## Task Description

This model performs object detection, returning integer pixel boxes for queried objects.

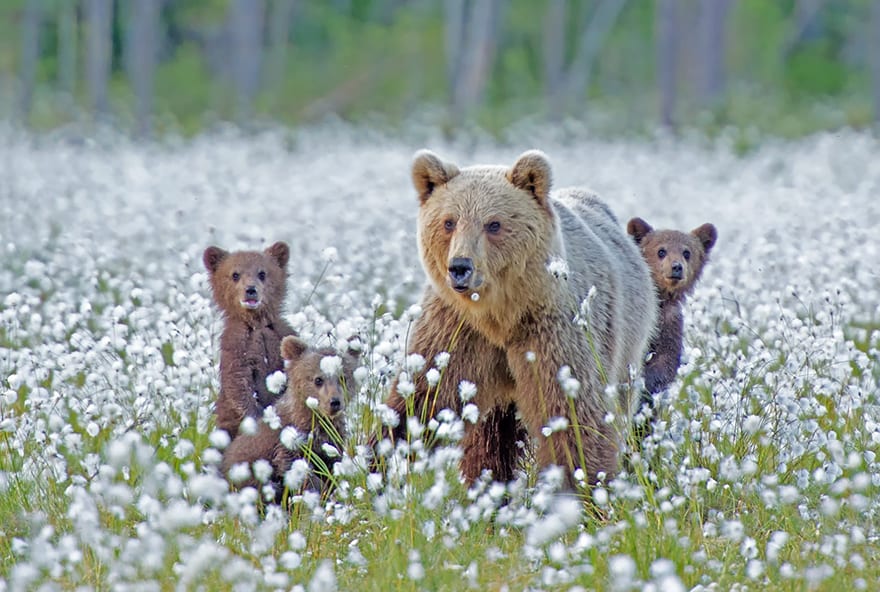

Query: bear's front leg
[459,403,528,483]
[506,316,621,490]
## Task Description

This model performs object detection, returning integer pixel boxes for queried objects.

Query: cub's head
[277,336,360,426]
[411,149,554,309]
[203,242,289,319]
[627,218,717,302]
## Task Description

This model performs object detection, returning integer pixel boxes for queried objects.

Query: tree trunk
[699,0,731,108]
[57,0,78,111]
[444,0,466,103]
[449,0,504,124]
[562,0,628,114]
[230,0,266,122]
[267,0,297,95]
[17,0,42,122]
[86,0,113,120]
[542,0,567,115]
[872,0,880,122]
[656,0,678,131]
[126,0,161,137]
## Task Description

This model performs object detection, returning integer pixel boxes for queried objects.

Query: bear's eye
[444,219,455,232]
[232,272,241,282]
[682,250,691,261]
[486,221,502,234]
[657,248,667,259]
[314,377,324,387]
[258,270,267,282]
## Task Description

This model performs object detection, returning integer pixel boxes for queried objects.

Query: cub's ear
[508,150,552,206]
[281,336,309,361]
[344,335,363,361]
[265,241,290,270]
[626,218,653,245]
[412,150,460,203]
[691,223,717,255]
[203,246,228,274]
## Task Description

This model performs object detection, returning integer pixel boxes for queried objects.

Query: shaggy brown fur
[203,242,296,439]
[383,150,657,489]
[220,336,359,499]
[627,218,717,412]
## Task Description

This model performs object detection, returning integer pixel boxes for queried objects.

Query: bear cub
[221,335,359,500]
[627,218,717,420]
[203,241,296,440]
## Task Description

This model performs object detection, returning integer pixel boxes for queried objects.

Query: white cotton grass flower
[405,353,426,373]
[526,495,582,546]
[462,403,479,424]
[252,459,273,484]
[262,405,282,430]
[320,247,338,263]
[309,559,336,592]
[434,351,451,369]
[280,426,303,450]
[425,368,441,387]
[319,355,342,376]
[208,429,231,449]
[458,380,477,402]
[240,416,258,436]
[557,365,580,398]
[321,443,340,458]
[305,397,319,410]
[266,371,286,394]
[228,462,251,484]
[542,416,569,437]
[470,292,480,302]
[546,256,569,279]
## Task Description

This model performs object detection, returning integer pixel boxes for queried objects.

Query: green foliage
[0,1,875,134]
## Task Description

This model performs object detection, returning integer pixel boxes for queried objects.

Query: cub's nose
[670,262,684,279]
[448,258,474,291]
[245,285,258,298]
[329,397,342,413]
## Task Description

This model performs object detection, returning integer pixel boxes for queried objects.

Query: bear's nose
[245,285,258,298]
[670,262,683,279]
[329,397,342,413]
[448,258,474,289]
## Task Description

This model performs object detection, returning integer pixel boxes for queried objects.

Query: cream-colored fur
[385,149,657,488]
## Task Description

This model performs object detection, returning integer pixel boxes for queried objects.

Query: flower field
[1,124,879,590]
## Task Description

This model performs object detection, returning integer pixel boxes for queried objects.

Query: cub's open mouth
[453,286,469,294]
[241,299,261,309]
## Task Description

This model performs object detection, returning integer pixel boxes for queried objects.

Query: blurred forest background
[1,0,879,138]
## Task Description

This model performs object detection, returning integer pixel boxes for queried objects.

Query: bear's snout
[329,396,342,414]
[670,262,684,280]
[241,285,261,309]
[448,257,474,291]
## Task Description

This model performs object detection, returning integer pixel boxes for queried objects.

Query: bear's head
[627,218,717,302]
[277,336,360,426]
[412,149,555,313]
[203,242,289,320]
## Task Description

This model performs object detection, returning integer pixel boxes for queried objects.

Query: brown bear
[626,218,717,422]
[203,242,296,440]
[381,150,657,489]
[220,335,359,499]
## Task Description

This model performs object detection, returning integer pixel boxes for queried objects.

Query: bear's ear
[508,150,552,205]
[626,218,653,245]
[412,150,460,203]
[281,336,309,361]
[691,223,717,255]
[203,246,228,274]
[265,241,290,270]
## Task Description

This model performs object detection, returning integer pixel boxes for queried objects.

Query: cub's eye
[258,270,267,281]
[314,377,324,387]
[232,272,241,282]
[444,219,455,232]
[657,249,667,259]
[486,221,501,234]
[682,250,691,261]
